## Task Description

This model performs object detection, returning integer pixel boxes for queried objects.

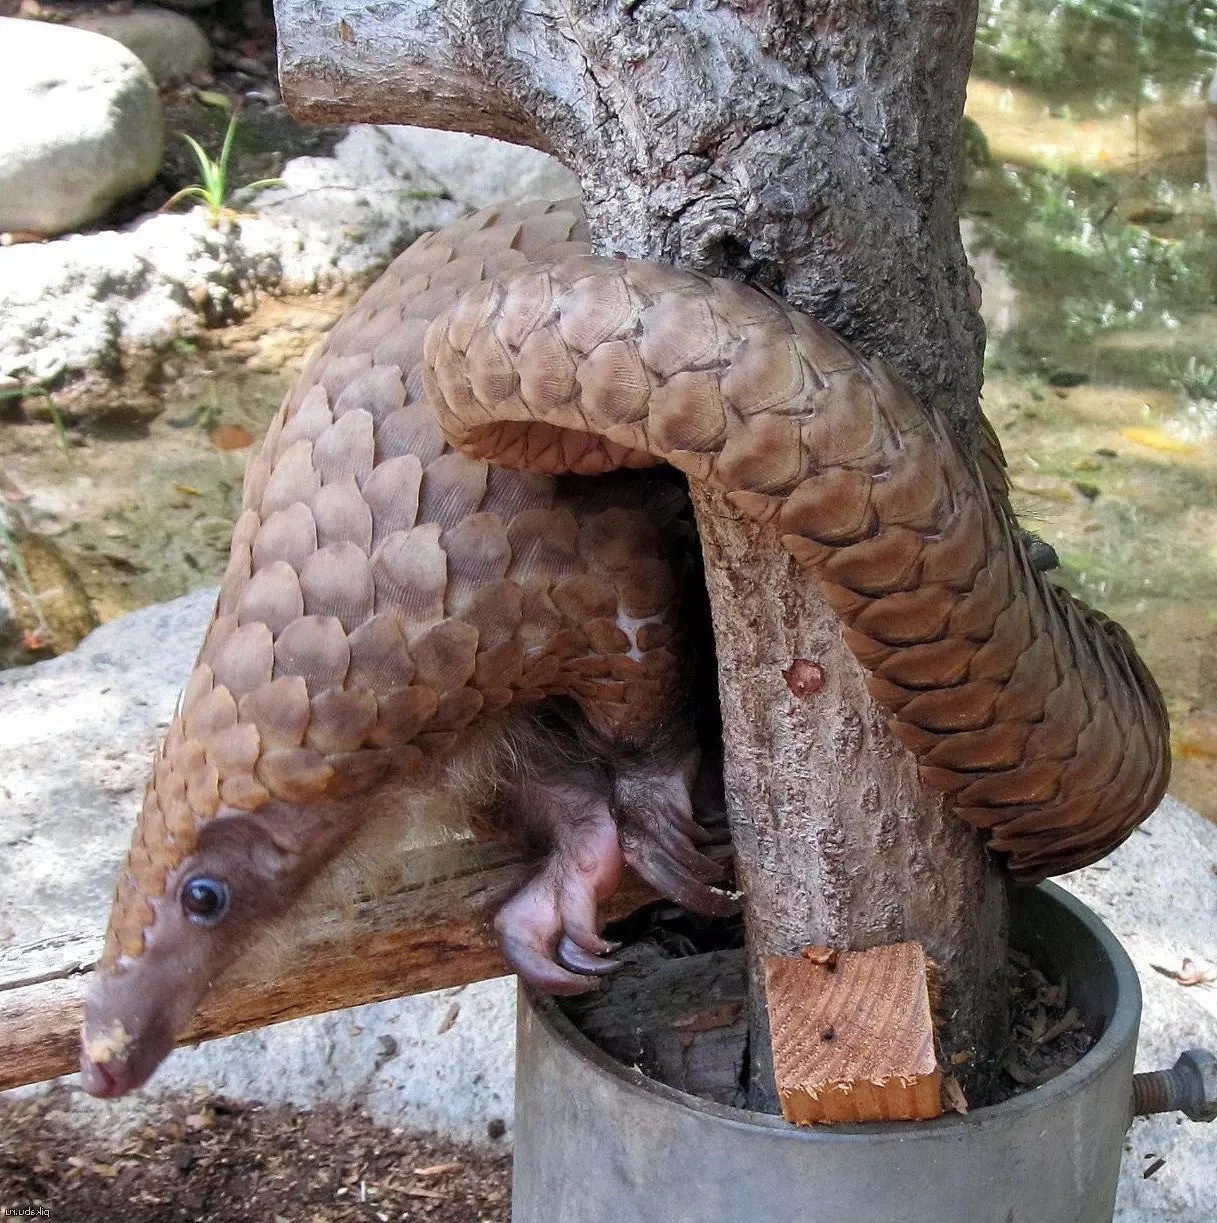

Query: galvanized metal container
[512,882,1141,1223]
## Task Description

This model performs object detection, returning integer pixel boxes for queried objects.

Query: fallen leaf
[210,424,255,451]
[1038,1006,1082,1044]
[413,1162,462,1177]
[941,1074,969,1115]
[1119,426,1197,456]
[1150,957,1215,987]
[1172,713,1217,761]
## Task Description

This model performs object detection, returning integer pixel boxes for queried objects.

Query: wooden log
[0,840,654,1093]
[765,942,942,1125]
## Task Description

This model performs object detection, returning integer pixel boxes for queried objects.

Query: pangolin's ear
[197,797,348,870]
[194,806,305,880]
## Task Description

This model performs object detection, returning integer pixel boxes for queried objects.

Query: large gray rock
[2,586,1217,1205]
[70,6,213,86]
[375,126,578,209]
[0,19,164,237]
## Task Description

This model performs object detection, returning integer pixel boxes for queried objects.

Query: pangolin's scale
[104,199,1170,962]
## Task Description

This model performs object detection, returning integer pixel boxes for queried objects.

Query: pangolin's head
[78,608,412,1097]
[79,787,331,1098]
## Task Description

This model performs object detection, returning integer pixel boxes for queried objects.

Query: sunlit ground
[965,0,1217,822]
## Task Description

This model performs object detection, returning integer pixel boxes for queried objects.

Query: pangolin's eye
[181,877,230,926]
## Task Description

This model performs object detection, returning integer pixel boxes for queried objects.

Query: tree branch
[276,0,1008,1106]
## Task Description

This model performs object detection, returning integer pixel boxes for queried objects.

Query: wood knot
[782,658,824,698]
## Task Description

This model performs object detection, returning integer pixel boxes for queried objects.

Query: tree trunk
[276,0,1010,1106]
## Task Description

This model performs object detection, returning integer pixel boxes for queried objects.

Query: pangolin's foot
[614,752,741,919]
[494,785,625,995]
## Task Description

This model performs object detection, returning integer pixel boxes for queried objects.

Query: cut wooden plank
[764,942,942,1124]
[0,839,655,1093]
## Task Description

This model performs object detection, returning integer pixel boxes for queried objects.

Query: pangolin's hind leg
[492,735,737,995]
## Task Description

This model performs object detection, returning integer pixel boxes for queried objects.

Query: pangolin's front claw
[621,831,742,918]
[496,922,600,995]
[493,799,625,994]
[557,935,622,976]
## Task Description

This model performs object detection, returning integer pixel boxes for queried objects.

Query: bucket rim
[521,880,1142,1142]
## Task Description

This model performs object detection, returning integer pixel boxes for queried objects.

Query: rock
[373,126,579,208]
[0,587,515,1145]
[0,125,577,416]
[0,509,18,666]
[961,218,1018,338]
[70,6,213,87]
[0,19,164,237]
[2,585,1216,1200]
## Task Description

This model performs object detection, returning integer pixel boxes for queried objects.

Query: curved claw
[648,816,728,881]
[557,935,622,976]
[497,926,601,995]
[622,834,743,918]
[665,804,716,846]
[492,796,625,995]
[558,899,617,958]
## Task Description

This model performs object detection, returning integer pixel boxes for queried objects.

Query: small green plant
[0,384,70,456]
[0,516,51,649]
[164,111,284,227]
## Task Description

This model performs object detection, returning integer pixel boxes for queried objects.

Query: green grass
[975,0,1217,99]
[0,517,50,645]
[164,110,285,227]
[0,385,70,455]
[965,162,1216,382]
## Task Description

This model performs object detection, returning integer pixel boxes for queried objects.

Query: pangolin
[79,198,1170,1098]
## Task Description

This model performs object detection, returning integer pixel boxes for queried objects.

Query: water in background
[966,0,1217,823]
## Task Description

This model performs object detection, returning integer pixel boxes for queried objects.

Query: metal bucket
[512,882,1141,1223]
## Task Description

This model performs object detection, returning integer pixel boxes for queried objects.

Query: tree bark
[276,0,1010,1105]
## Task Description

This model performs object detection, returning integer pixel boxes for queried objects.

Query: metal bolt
[1131,1049,1217,1123]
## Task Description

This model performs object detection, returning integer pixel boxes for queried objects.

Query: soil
[0,1090,511,1222]
[1,288,355,664]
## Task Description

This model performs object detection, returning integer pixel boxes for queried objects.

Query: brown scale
[425,250,1171,884]
[99,201,692,967]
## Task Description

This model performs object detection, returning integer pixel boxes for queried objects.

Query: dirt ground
[0,1091,511,1222]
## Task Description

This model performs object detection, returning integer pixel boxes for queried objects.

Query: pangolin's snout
[78,1051,127,1098]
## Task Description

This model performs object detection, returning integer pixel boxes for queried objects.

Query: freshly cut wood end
[765,941,942,1125]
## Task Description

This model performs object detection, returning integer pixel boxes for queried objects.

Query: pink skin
[81,754,738,1094]
[492,758,739,994]
[494,800,626,995]
[80,800,351,1098]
